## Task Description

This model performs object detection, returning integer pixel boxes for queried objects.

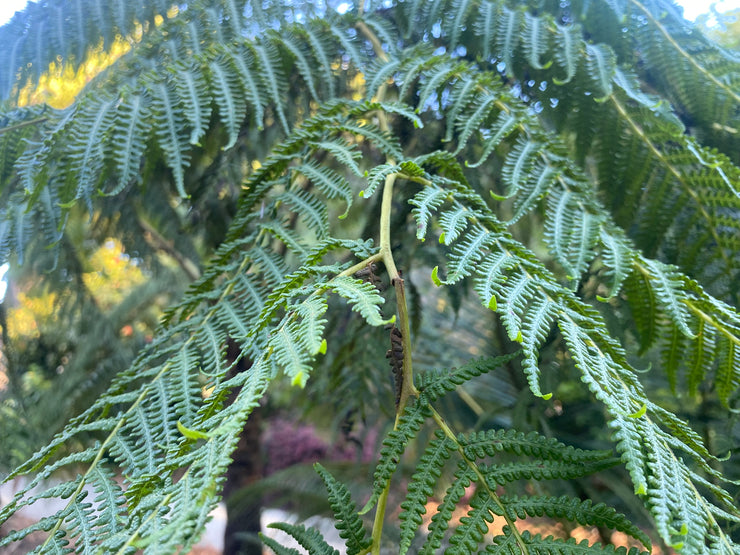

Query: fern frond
[553,23,581,85]
[415,353,521,403]
[499,495,651,549]
[265,523,340,555]
[544,190,601,279]
[494,6,523,77]
[327,275,392,327]
[66,97,116,205]
[523,13,551,70]
[149,79,192,197]
[314,464,371,555]
[364,398,431,512]
[459,429,614,464]
[447,487,498,554]
[254,41,290,134]
[494,529,647,554]
[209,54,249,149]
[410,186,448,240]
[399,431,455,555]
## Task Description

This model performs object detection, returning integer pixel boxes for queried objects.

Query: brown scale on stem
[354,262,384,290]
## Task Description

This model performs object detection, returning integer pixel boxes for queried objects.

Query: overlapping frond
[392,151,740,553]
[2,1,740,554]
[0,0,361,262]
[0,103,395,553]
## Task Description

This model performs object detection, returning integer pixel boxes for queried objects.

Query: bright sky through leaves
[0,0,739,25]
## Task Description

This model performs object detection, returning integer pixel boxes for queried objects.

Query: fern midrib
[628,0,740,104]
[428,404,531,555]
[34,247,257,551]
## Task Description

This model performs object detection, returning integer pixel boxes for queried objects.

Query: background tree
[0,1,739,554]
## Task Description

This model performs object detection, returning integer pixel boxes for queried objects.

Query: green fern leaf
[500,495,651,549]
[278,190,329,238]
[366,58,401,98]
[585,43,616,101]
[497,529,647,554]
[290,164,351,220]
[410,185,448,240]
[310,139,362,176]
[398,432,455,555]
[107,93,150,195]
[303,25,336,99]
[523,13,551,70]
[479,457,621,485]
[468,110,524,169]
[641,259,695,338]
[262,535,304,555]
[544,191,600,279]
[209,55,248,150]
[172,62,212,145]
[687,319,716,395]
[149,80,192,197]
[519,295,560,398]
[279,30,321,101]
[225,44,266,129]
[473,248,517,310]
[495,6,522,77]
[324,21,363,68]
[265,523,340,555]
[314,464,371,555]
[416,62,459,114]
[438,205,470,245]
[254,41,290,134]
[269,296,328,387]
[447,488,497,554]
[501,138,541,198]
[361,15,398,56]
[474,1,497,62]
[327,275,391,327]
[715,339,739,408]
[445,226,496,284]
[444,75,480,143]
[598,227,636,299]
[363,398,431,513]
[415,353,521,403]
[420,460,478,555]
[68,97,115,203]
[612,67,660,108]
[362,163,398,199]
[459,429,614,464]
[454,92,500,155]
[553,23,581,85]
[448,0,475,50]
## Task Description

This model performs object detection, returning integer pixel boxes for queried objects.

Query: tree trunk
[221,349,264,555]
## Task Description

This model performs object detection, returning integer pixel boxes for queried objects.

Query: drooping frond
[0,0,175,102]
[0,3,363,262]
[0,102,398,553]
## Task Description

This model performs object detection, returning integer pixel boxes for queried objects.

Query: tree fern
[1,1,740,554]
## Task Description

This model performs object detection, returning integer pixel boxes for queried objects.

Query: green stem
[0,116,48,135]
[356,16,419,554]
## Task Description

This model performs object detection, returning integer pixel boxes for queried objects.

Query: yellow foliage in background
[17,36,133,109]
[17,5,179,110]
[6,291,57,341]
[7,239,145,340]
[82,238,146,310]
